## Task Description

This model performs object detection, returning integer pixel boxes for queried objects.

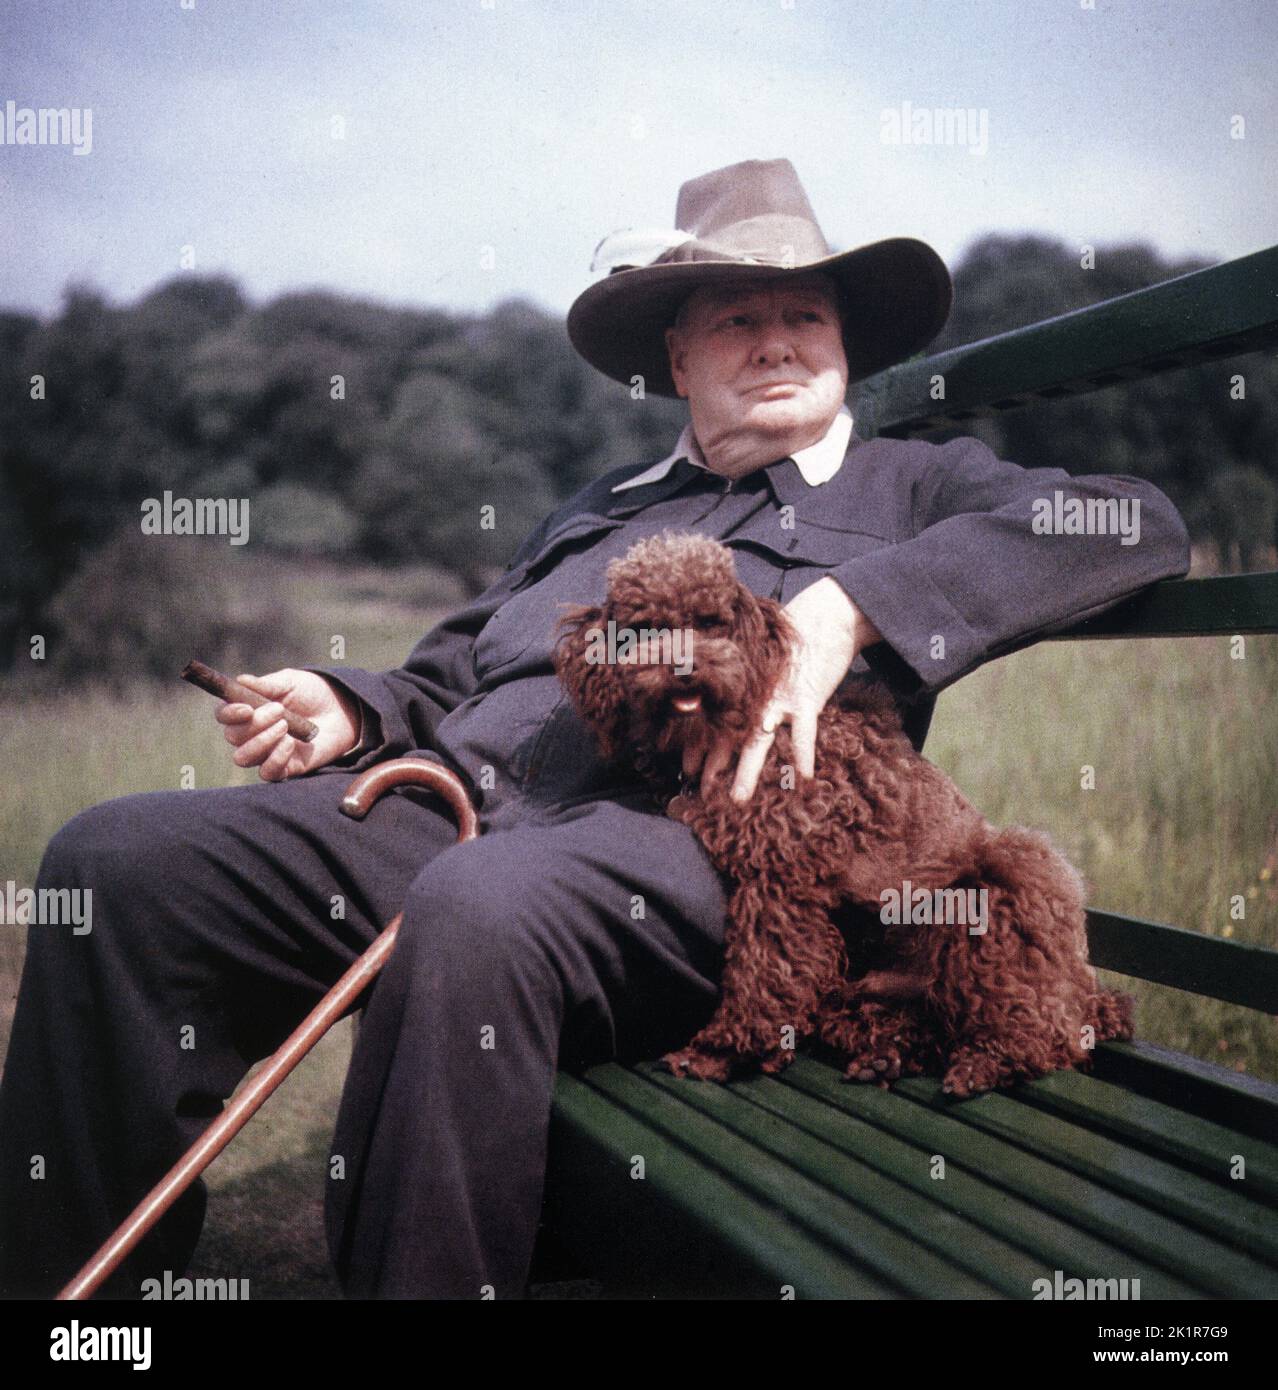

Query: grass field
[1,565,1274,1297]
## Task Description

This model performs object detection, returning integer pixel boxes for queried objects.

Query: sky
[0,0,1273,321]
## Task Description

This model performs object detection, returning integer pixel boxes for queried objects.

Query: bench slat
[891,1077,1278,1268]
[586,1064,1000,1298]
[544,1071,890,1298]
[1086,910,1278,1013]
[783,1060,1275,1297]
[1045,573,1278,640]
[631,1062,1042,1298]
[1010,1069,1278,1202]
[855,244,1278,437]
[690,1066,1204,1298]
[1092,1039,1278,1141]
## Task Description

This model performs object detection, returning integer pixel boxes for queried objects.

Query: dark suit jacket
[309,428,1191,824]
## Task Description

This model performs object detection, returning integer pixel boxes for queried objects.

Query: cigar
[180,660,319,743]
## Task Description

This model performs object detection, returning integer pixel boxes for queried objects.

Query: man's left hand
[685,577,883,802]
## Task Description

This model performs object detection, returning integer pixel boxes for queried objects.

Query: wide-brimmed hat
[566,158,953,397]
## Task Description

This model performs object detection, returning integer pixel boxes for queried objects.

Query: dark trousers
[0,765,728,1299]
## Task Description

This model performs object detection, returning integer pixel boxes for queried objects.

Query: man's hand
[686,578,883,802]
[215,669,362,781]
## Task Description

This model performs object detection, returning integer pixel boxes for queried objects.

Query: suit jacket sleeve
[829,434,1192,696]
[301,513,559,771]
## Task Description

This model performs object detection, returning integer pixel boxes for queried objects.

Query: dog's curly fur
[553,532,1134,1096]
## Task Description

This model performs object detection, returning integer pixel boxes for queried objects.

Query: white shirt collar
[610,403,854,493]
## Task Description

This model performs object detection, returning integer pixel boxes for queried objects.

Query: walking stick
[57,756,479,1301]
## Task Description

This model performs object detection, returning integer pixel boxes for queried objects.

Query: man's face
[664,274,848,449]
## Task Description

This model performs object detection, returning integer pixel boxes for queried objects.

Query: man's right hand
[215,669,362,781]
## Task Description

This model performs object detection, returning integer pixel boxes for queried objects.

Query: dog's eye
[693,613,725,631]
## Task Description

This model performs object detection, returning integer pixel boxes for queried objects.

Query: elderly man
[0,159,1191,1301]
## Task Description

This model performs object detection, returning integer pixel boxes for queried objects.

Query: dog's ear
[552,604,628,760]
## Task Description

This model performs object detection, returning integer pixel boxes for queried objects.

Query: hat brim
[566,237,953,397]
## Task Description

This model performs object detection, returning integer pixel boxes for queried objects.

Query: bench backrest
[853,245,1278,1017]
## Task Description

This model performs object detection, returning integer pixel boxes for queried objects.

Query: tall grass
[925,633,1278,1082]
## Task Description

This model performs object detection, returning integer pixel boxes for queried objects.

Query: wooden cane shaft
[58,758,477,1301]
[57,915,403,1301]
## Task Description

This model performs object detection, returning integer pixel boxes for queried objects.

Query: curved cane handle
[340,757,479,843]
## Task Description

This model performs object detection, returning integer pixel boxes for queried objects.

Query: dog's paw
[941,1053,1002,1098]
[659,1046,735,1083]
[758,1047,797,1076]
[841,1044,905,1086]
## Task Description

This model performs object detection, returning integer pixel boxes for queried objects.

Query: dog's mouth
[670,692,703,716]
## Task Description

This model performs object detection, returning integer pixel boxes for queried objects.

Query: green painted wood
[545,1070,889,1298]
[585,1064,999,1297]
[890,1078,1278,1268]
[1091,1040,1278,1142]
[782,1060,1276,1297]
[1010,1070,1278,1203]
[631,1061,1035,1298]
[650,1063,1203,1298]
[1045,573,1278,640]
[1085,911,1278,1013]
[854,245,1278,438]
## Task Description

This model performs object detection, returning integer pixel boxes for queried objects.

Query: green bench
[534,246,1278,1300]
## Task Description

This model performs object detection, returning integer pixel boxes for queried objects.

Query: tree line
[1,233,1274,681]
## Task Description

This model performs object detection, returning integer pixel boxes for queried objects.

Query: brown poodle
[553,531,1133,1096]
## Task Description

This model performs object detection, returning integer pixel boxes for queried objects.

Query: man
[0,159,1190,1300]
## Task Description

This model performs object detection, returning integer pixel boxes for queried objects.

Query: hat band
[590,214,833,275]
[656,213,831,268]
